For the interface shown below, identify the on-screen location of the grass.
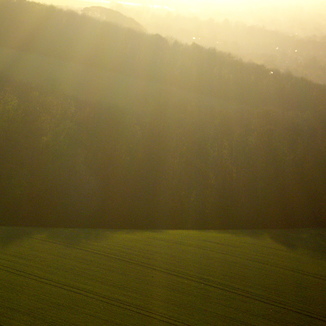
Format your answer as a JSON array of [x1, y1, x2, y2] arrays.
[[0, 229, 325, 325]]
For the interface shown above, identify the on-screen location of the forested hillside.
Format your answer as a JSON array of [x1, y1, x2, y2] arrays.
[[0, 0, 325, 228], [130, 11, 326, 85]]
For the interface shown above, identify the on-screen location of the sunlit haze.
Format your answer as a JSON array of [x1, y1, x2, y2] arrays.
[[36, 0, 326, 35], [36, 0, 326, 16]]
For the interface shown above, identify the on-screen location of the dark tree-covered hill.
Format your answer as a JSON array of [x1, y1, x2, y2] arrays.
[[0, 0, 325, 229]]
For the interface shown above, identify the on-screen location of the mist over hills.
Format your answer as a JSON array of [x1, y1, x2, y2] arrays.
[[36, 1, 326, 85], [82, 6, 145, 32], [104, 3, 326, 86], [0, 0, 325, 229], [0, 1, 325, 109], [40, 0, 326, 37]]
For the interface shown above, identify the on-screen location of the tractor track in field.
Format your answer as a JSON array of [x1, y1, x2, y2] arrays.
[[0, 255, 256, 326], [0, 258, 190, 326], [154, 237, 326, 281], [27, 237, 326, 323]]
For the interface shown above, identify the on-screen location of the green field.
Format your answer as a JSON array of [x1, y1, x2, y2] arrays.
[[0, 229, 325, 325]]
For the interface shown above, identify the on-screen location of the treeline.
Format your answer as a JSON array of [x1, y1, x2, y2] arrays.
[[1, 79, 325, 228], [0, 0, 325, 228]]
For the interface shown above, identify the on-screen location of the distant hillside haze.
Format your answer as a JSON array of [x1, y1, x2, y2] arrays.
[[0, 0, 325, 229], [1, 1, 324, 109], [74, 3, 323, 86], [82, 6, 145, 32], [35, 2, 326, 85], [36, 0, 326, 37]]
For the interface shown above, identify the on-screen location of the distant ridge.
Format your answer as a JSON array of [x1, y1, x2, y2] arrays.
[[82, 6, 145, 32]]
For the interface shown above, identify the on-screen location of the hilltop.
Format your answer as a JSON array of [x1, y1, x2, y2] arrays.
[[82, 6, 145, 32]]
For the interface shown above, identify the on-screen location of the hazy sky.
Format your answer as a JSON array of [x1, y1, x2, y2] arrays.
[[36, 0, 326, 36], [36, 0, 326, 13]]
